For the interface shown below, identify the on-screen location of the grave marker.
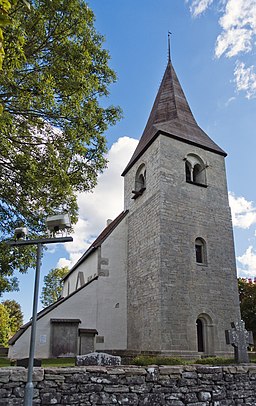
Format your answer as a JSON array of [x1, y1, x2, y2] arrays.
[[225, 320, 253, 363]]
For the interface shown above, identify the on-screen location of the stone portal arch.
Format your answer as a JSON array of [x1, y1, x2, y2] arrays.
[[196, 313, 215, 356]]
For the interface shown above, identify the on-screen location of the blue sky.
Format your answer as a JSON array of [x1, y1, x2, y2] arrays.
[[3, 0, 256, 323]]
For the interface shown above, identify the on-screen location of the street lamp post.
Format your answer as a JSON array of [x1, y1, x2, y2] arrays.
[[8, 235, 73, 406]]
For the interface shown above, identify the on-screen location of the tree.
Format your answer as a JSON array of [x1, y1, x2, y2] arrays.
[[0, 300, 23, 345], [0, 0, 121, 294], [0, 303, 10, 346], [41, 266, 69, 307], [0, 0, 12, 72], [2, 299, 23, 336], [0, 0, 30, 73], [238, 277, 256, 344]]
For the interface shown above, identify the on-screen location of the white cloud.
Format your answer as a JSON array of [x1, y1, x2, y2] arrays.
[[186, 0, 214, 17], [224, 96, 236, 106], [187, 0, 256, 58], [186, 0, 256, 97], [237, 246, 256, 277], [228, 192, 256, 229], [215, 0, 256, 58], [234, 61, 256, 99], [215, 28, 252, 58], [57, 136, 138, 269]]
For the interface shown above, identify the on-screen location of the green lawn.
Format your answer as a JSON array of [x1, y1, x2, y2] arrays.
[[41, 358, 75, 367], [0, 357, 75, 368], [0, 358, 11, 367], [1, 355, 256, 368]]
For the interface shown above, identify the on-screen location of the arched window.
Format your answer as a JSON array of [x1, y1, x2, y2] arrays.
[[195, 237, 207, 264], [185, 154, 207, 186], [132, 164, 146, 199]]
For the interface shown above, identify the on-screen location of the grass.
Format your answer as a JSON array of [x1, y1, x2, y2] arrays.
[[41, 357, 75, 367], [1, 354, 256, 368], [0, 357, 75, 368], [0, 357, 11, 367]]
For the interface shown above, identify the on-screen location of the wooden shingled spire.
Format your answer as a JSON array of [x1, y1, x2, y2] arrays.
[[122, 53, 226, 176]]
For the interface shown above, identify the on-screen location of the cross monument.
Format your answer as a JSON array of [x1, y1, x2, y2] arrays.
[[225, 320, 253, 363]]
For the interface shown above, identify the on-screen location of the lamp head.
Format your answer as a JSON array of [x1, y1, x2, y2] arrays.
[[14, 227, 28, 240], [46, 214, 71, 235]]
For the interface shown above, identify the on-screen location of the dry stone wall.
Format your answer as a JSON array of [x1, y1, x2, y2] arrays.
[[0, 365, 256, 405]]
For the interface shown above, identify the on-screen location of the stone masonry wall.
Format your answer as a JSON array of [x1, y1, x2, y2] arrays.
[[0, 365, 256, 405]]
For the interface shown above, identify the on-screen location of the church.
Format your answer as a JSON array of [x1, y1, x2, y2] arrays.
[[9, 54, 241, 360]]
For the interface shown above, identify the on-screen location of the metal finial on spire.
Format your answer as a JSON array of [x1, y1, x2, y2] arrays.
[[168, 31, 172, 62]]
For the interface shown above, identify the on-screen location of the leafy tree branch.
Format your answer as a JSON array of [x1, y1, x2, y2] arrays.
[[0, 0, 121, 294]]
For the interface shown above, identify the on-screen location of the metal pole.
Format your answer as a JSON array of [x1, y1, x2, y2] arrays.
[[24, 243, 42, 406], [5, 234, 73, 404]]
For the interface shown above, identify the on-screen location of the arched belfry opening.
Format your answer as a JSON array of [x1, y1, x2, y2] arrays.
[[196, 314, 214, 356], [185, 154, 207, 186], [132, 163, 146, 199]]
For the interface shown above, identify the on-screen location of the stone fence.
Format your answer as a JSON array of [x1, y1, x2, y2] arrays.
[[0, 364, 256, 405]]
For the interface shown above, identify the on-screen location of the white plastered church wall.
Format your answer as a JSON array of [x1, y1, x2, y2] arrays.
[[62, 250, 98, 297], [95, 216, 128, 351], [8, 215, 128, 359], [8, 280, 98, 359]]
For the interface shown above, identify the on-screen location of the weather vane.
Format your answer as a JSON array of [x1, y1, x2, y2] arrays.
[[168, 31, 172, 62]]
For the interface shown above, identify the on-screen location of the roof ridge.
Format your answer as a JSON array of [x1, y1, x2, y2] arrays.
[[62, 210, 129, 281]]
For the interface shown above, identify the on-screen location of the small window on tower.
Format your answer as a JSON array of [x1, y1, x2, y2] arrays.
[[132, 164, 146, 199], [195, 238, 207, 264]]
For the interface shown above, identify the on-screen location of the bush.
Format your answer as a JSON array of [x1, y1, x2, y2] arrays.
[[194, 357, 235, 365], [132, 356, 187, 366], [131, 355, 239, 366]]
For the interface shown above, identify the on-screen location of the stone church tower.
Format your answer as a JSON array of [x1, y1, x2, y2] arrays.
[[122, 56, 241, 357]]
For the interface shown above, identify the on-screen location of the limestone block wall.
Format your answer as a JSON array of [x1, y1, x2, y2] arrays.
[[124, 131, 240, 355], [158, 135, 241, 355], [0, 365, 256, 405], [124, 138, 162, 351]]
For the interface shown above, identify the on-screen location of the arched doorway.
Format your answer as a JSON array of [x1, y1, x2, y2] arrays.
[[196, 314, 215, 356], [196, 319, 204, 352]]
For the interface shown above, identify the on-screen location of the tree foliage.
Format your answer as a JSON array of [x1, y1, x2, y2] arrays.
[[0, 0, 30, 73], [0, 303, 10, 346], [41, 266, 69, 307], [2, 299, 23, 335], [0, 0, 12, 71], [238, 277, 256, 341], [0, 0, 121, 294], [0, 300, 23, 346]]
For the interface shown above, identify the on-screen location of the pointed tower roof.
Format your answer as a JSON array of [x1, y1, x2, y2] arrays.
[[122, 60, 226, 176]]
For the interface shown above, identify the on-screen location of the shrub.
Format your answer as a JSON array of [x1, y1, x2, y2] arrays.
[[132, 355, 187, 366]]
